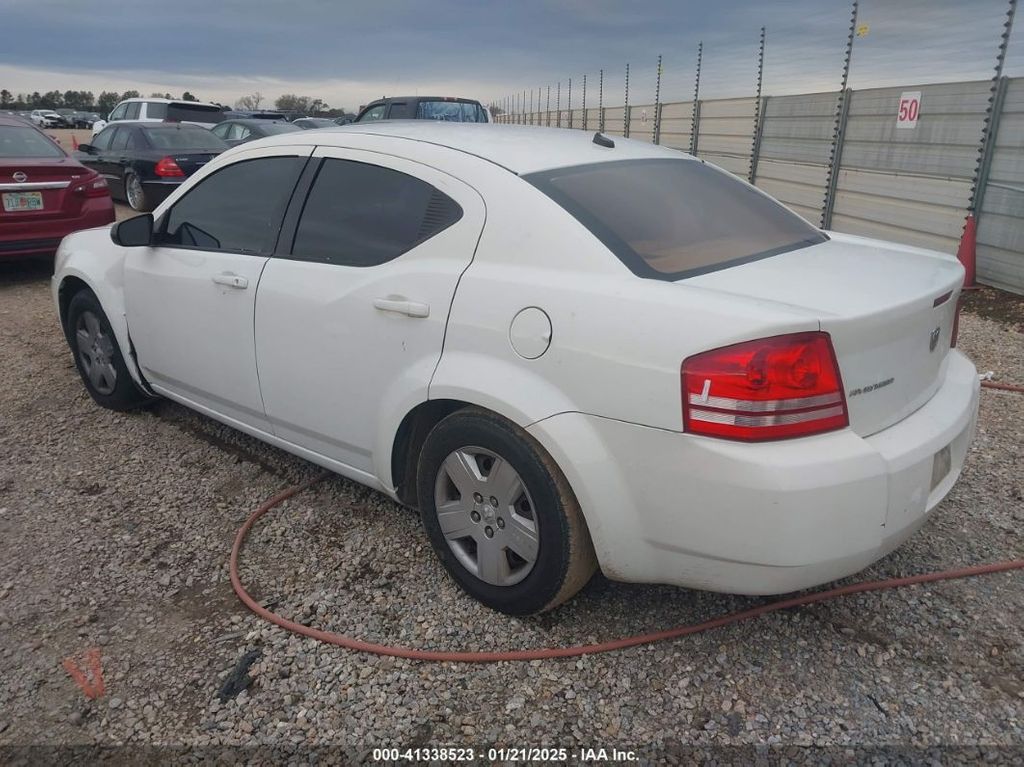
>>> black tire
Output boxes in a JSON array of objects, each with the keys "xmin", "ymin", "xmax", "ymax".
[
  {"xmin": 417, "ymin": 407, "xmax": 597, "ymax": 615},
  {"xmin": 124, "ymin": 172, "xmax": 149, "ymax": 212},
  {"xmin": 66, "ymin": 289, "xmax": 149, "ymax": 411}
]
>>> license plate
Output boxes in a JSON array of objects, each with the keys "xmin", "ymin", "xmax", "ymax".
[
  {"xmin": 2, "ymin": 191, "xmax": 43, "ymax": 212},
  {"xmin": 930, "ymin": 444, "xmax": 952, "ymax": 491}
]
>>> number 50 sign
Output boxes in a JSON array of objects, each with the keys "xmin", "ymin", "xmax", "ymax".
[{"xmin": 897, "ymin": 91, "xmax": 921, "ymax": 129}]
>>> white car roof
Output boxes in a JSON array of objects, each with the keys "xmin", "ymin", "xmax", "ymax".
[{"xmin": 256, "ymin": 122, "xmax": 691, "ymax": 175}]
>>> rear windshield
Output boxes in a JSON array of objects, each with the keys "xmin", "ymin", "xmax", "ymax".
[
  {"xmin": 0, "ymin": 126, "xmax": 64, "ymax": 158},
  {"xmin": 525, "ymin": 158, "xmax": 827, "ymax": 280},
  {"xmin": 142, "ymin": 126, "xmax": 228, "ymax": 151},
  {"xmin": 261, "ymin": 122, "xmax": 303, "ymax": 134},
  {"xmin": 146, "ymin": 102, "xmax": 226, "ymax": 124},
  {"xmin": 414, "ymin": 101, "xmax": 487, "ymax": 122}
]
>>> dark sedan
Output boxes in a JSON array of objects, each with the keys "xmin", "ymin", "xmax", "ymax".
[
  {"xmin": 75, "ymin": 122, "xmax": 228, "ymax": 212},
  {"xmin": 210, "ymin": 118, "xmax": 302, "ymax": 147}
]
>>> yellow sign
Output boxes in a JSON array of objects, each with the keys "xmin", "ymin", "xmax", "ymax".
[{"xmin": 856, "ymin": 24, "xmax": 870, "ymax": 37}]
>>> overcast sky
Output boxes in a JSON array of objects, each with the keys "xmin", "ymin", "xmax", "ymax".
[{"xmin": 1, "ymin": 0, "xmax": 1020, "ymax": 110}]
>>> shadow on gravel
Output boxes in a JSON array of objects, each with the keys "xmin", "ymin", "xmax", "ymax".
[{"xmin": 0, "ymin": 256, "xmax": 52, "ymax": 284}]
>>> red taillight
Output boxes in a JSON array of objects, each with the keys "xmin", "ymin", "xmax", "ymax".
[
  {"xmin": 681, "ymin": 332, "xmax": 849, "ymax": 441},
  {"xmin": 951, "ymin": 298, "xmax": 962, "ymax": 348},
  {"xmin": 154, "ymin": 156, "xmax": 184, "ymax": 177},
  {"xmin": 72, "ymin": 174, "xmax": 110, "ymax": 198}
]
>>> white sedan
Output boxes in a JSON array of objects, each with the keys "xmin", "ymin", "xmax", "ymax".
[{"xmin": 52, "ymin": 123, "xmax": 979, "ymax": 614}]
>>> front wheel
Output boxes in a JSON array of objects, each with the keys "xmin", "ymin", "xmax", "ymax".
[
  {"xmin": 417, "ymin": 408, "xmax": 597, "ymax": 615},
  {"xmin": 66, "ymin": 289, "xmax": 150, "ymax": 411}
]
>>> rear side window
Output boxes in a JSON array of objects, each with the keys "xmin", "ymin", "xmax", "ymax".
[
  {"xmin": 166, "ymin": 103, "xmax": 225, "ymax": 124},
  {"xmin": 159, "ymin": 157, "xmax": 305, "ymax": 254},
  {"xmin": 291, "ymin": 158, "xmax": 462, "ymax": 266},
  {"xmin": 525, "ymin": 159, "xmax": 827, "ymax": 280},
  {"xmin": 146, "ymin": 102, "xmax": 168, "ymax": 119},
  {"xmin": 415, "ymin": 101, "xmax": 487, "ymax": 122}
]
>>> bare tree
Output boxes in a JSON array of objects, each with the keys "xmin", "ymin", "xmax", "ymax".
[{"xmin": 234, "ymin": 91, "xmax": 264, "ymax": 111}]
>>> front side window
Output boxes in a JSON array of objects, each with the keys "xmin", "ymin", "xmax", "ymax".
[
  {"xmin": 525, "ymin": 158, "xmax": 827, "ymax": 280},
  {"xmin": 108, "ymin": 103, "xmax": 128, "ymax": 121},
  {"xmin": 291, "ymin": 158, "xmax": 462, "ymax": 266},
  {"xmin": 91, "ymin": 126, "xmax": 115, "ymax": 150},
  {"xmin": 159, "ymin": 157, "xmax": 305, "ymax": 254},
  {"xmin": 124, "ymin": 102, "xmax": 141, "ymax": 119},
  {"xmin": 110, "ymin": 127, "xmax": 131, "ymax": 151},
  {"xmin": 358, "ymin": 105, "xmax": 385, "ymax": 122}
]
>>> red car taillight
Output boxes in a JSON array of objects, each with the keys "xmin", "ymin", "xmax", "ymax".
[
  {"xmin": 681, "ymin": 332, "xmax": 849, "ymax": 441},
  {"xmin": 154, "ymin": 156, "xmax": 185, "ymax": 177},
  {"xmin": 72, "ymin": 174, "xmax": 110, "ymax": 198}
]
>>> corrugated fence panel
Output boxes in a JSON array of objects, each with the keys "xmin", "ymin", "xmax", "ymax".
[
  {"xmin": 695, "ymin": 97, "xmax": 756, "ymax": 177},
  {"xmin": 978, "ymin": 77, "xmax": 1024, "ymax": 293},
  {"xmin": 626, "ymin": 103, "xmax": 656, "ymax": 140},
  {"xmin": 657, "ymin": 100, "xmax": 694, "ymax": 152},
  {"xmin": 830, "ymin": 81, "xmax": 990, "ymax": 256},
  {"xmin": 602, "ymin": 106, "xmax": 626, "ymax": 137},
  {"xmin": 759, "ymin": 91, "xmax": 838, "ymax": 165},
  {"xmin": 755, "ymin": 160, "xmax": 828, "ymax": 223},
  {"xmin": 841, "ymin": 81, "xmax": 989, "ymax": 177}
]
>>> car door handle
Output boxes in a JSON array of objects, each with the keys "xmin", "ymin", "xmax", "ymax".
[
  {"xmin": 373, "ymin": 297, "xmax": 430, "ymax": 318},
  {"xmin": 212, "ymin": 272, "xmax": 248, "ymax": 289}
]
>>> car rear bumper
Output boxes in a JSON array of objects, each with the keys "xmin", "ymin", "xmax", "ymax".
[
  {"xmin": 527, "ymin": 350, "xmax": 980, "ymax": 595},
  {"xmin": 0, "ymin": 200, "xmax": 116, "ymax": 258}
]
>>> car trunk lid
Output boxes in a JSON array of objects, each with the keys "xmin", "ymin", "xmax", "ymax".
[
  {"xmin": 0, "ymin": 157, "xmax": 92, "ymax": 221},
  {"xmin": 682, "ymin": 232, "xmax": 964, "ymax": 437}
]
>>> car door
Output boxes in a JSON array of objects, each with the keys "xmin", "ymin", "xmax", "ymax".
[
  {"xmin": 105, "ymin": 125, "xmax": 134, "ymax": 199},
  {"xmin": 254, "ymin": 148, "xmax": 485, "ymax": 477},
  {"xmin": 123, "ymin": 145, "xmax": 312, "ymax": 432},
  {"xmin": 78, "ymin": 125, "xmax": 116, "ymax": 180}
]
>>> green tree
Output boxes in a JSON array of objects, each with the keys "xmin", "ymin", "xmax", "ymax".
[
  {"xmin": 120, "ymin": 90, "xmax": 140, "ymax": 101},
  {"xmin": 41, "ymin": 90, "xmax": 63, "ymax": 108},
  {"xmin": 275, "ymin": 94, "xmax": 313, "ymax": 113},
  {"xmin": 181, "ymin": 91, "xmax": 198, "ymax": 102},
  {"xmin": 97, "ymin": 91, "xmax": 120, "ymax": 113},
  {"xmin": 0, "ymin": 89, "xmax": 12, "ymax": 107}
]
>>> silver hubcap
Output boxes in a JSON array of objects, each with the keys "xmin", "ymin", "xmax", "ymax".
[
  {"xmin": 75, "ymin": 310, "xmax": 117, "ymax": 395},
  {"xmin": 127, "ymin": 175, "xmax": 143, "ymax": 209},
  {"xmin": 433, "ymin": 446, "xmax": 539, "ymax": 587}
]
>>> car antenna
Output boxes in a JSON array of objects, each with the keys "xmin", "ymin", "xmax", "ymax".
[{"xmin": 592, "ymin": 132, "xmax": 614, "ymax": 148}]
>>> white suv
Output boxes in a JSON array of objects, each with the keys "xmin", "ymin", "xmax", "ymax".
[
  {"xmin": 91, "ymin": 98, "xmax": 226, "ymax": 136},
  {"xmin": 30, "ymin": 109, "xmax": 63, "ymax": 128}
]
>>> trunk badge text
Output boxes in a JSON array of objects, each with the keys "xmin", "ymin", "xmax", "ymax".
[{"xmin": 929, "ymin": 326, "xmax": 941, "ymax": 352}]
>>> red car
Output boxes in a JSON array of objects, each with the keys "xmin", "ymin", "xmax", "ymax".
[{"xmin": 0, "ymin": 115, "xmax": 115, "ymax": 258}]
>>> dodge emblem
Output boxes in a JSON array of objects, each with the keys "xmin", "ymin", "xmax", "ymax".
[{"xmin": 929, "ymin": 326, "xmax": 941, "ymax": 352}]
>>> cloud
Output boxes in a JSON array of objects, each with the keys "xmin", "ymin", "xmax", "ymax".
[{"xmin": 0, "ymin": 0, "xmax": 1019, "ymax": 108}]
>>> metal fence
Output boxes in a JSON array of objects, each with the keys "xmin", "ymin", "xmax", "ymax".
[{"xmin": 499, "ymin": 76, "xmax": 1024, "ymax": 295}]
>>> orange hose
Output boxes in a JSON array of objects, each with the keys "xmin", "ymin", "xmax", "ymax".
[
  {"xmin": 231, "ymin": 473, "xmax": 1024, "ymax": 663},
  {"xmin": 982, "ymin": 380, "xmax": 1024, "ymax": 393}
]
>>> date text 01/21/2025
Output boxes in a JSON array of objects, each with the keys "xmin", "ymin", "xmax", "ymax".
[{"xmin": 371, "ymin": 747, "xmax": 639, "ymax": 762}]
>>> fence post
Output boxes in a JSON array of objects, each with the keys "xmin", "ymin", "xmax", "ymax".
[
  {"xmin": 822, "ymin": 0, "xmax": 858, "ymax": 228},
  {"xmin": 599, "ymin": 69, "xmax": 605, "ymax": 133},
  {"xmin": 690, "ymin": 41, "xmax": 702, "ymax": 155},
  {"xmin": 974, "ymin": 76, "xmax": 1010, "ymax": 220},
  {"xmin": 568, "ymin": 78, "xmax": 573, "ymax": 129},
  {"xmin": 624, "ymin": 63, "xmax": 631, "ymax": 137},
  {"xmin": 822, "ymin": 88, "xmax": 852, "ymax": 230},
  {"xmin": 546, "ymin": 86, "xmax": 551, "ymax": 127},
  {"xmin": 582, "ymin": 74, "xmax": 588, "ymax": 131},
  {"xmin": 749, "ymin": 26, "xmax": 766, "ymax": 182},
  {"xmin": 653, "ymin": 54, "xmax": 663, "ymax": 144},
  {"xmin": 749, "ymin": 97, "xmax": 768, "ymax": 184},
  {"xmin": 556, "ymin": 81, "xmax": 561, "ymax": 128}
]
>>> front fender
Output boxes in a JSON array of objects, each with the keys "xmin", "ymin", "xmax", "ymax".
[{"xmin": 53, "ymin": 227, "xmax": 148, "ymax": 389}]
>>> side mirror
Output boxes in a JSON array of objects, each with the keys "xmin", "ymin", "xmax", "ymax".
[
  {"xmin": 77, "ymin": 143, "xmax": 94, "ymax": 154},
  {"xmin": 111, "ymin": 213, "xmax": 153, "ymax": 247}
]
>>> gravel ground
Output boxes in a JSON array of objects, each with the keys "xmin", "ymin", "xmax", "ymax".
[{"xmin": 0, "ymin": 258, "xmax": 1021, "ymax": 761}]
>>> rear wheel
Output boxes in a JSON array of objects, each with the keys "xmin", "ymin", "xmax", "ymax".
[
  {"xmin": 417, "ymin": 408, "xmax": 596, "ymax": 615},
  {"xmin": 125, "ymin": 172, "xmax": 149, "ymax": 212},
  {"xmin": 66, "ymin": 289, "xmax": 149, "ymax": 411}
]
